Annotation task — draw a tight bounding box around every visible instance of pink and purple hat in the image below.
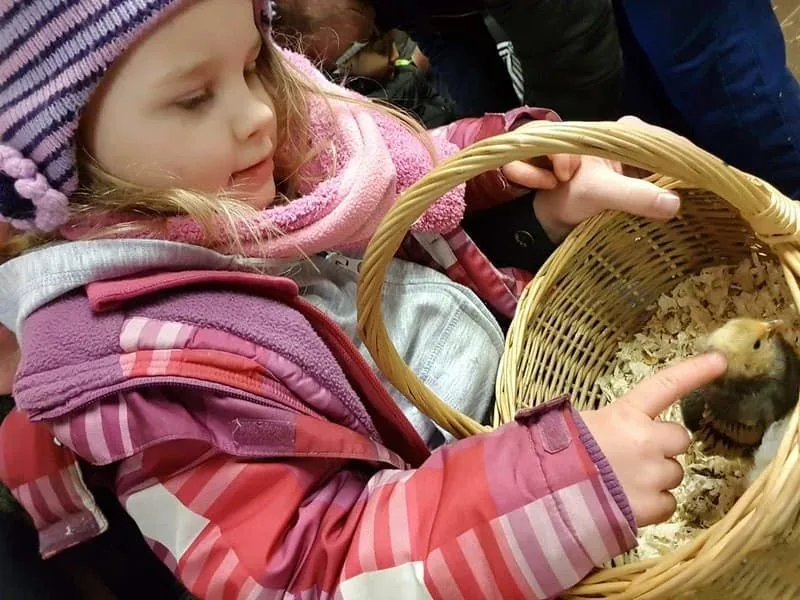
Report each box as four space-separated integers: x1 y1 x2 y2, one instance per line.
0 0 273 232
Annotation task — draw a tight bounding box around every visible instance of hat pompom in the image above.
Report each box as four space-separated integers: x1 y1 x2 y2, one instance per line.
0 145 69 232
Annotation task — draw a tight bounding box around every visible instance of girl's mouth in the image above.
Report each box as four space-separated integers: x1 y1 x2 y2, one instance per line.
230 158 274 192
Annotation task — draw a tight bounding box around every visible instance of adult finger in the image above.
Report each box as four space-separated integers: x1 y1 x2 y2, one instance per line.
618 115 647 127
584 169 681 220
550 154 580 182
654 420 691 457
501 161 558 190
621 353 728 419
619 115 695 149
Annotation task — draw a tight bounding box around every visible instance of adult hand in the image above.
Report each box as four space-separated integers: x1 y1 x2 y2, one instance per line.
532 116 682 243
501 154 581 191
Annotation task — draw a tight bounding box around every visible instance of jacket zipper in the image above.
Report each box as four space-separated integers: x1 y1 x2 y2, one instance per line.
44 376 408 470
294 296 431 461
32 376 317 422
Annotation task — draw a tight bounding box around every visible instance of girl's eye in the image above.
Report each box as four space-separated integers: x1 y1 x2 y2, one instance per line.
176 92 212 111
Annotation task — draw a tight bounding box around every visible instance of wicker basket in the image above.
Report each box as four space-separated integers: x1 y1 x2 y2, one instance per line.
356 121 800 599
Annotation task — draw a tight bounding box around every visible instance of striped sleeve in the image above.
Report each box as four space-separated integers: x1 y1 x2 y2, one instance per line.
116 398 635 599
340 397 636 599
0 408 108 558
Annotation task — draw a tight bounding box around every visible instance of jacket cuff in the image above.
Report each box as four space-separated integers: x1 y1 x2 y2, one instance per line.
448 107 560 213
503 106 562 131
515 396 638 545
0 408 109 559
571 408 638 535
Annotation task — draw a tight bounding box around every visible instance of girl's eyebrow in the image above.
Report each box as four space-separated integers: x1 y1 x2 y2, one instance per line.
160 38 262 86
161 59 215 86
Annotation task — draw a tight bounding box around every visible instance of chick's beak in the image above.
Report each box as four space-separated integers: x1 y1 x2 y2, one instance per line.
765 319 785 335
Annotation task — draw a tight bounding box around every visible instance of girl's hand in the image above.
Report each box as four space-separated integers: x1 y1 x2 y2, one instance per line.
501 154 581 191
580 353 728 527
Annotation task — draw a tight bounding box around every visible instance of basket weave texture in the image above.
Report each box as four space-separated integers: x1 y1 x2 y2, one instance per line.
356 121 800 599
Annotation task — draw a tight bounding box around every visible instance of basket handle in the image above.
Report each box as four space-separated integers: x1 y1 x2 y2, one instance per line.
356 120 799 440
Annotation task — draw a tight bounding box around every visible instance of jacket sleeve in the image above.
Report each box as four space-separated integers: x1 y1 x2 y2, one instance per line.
0 408 108 558
430 106 562 213
116 397 636 600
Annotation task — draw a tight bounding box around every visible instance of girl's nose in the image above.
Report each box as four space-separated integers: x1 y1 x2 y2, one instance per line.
233 87 274 143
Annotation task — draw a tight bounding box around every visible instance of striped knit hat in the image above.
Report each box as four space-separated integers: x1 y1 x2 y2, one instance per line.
0 0 273 232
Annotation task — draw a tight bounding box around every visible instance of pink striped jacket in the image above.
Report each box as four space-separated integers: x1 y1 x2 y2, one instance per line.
0 268 637 599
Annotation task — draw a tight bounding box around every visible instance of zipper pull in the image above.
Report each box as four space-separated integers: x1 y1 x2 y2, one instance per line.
325 252 363 276
411 232 457 269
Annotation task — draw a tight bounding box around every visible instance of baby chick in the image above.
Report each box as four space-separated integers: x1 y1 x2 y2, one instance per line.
680 318 800 458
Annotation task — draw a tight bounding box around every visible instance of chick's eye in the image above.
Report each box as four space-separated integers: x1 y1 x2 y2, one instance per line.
753 340 762 350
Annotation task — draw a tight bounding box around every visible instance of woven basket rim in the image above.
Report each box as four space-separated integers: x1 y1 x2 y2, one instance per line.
355 120 800 598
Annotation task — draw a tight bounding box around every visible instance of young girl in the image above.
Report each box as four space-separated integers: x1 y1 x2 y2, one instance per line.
0 1 726 598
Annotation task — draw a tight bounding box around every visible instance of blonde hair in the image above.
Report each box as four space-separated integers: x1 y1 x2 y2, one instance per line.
1 38 432 260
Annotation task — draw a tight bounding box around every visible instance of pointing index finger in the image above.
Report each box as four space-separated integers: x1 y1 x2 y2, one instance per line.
621 353 728 419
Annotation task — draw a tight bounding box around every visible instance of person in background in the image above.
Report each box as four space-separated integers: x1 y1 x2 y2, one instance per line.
344 31 460 129
275 0 623 120
273 4 459 128
482 0 623 120
615 0 800 199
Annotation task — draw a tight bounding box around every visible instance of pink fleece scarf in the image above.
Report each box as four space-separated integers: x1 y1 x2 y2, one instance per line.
63 49 466 258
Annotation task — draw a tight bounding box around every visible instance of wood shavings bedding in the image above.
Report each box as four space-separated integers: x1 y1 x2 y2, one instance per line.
594 254 800 562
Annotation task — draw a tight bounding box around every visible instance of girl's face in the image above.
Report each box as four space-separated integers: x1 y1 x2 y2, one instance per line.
80 0 278 209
